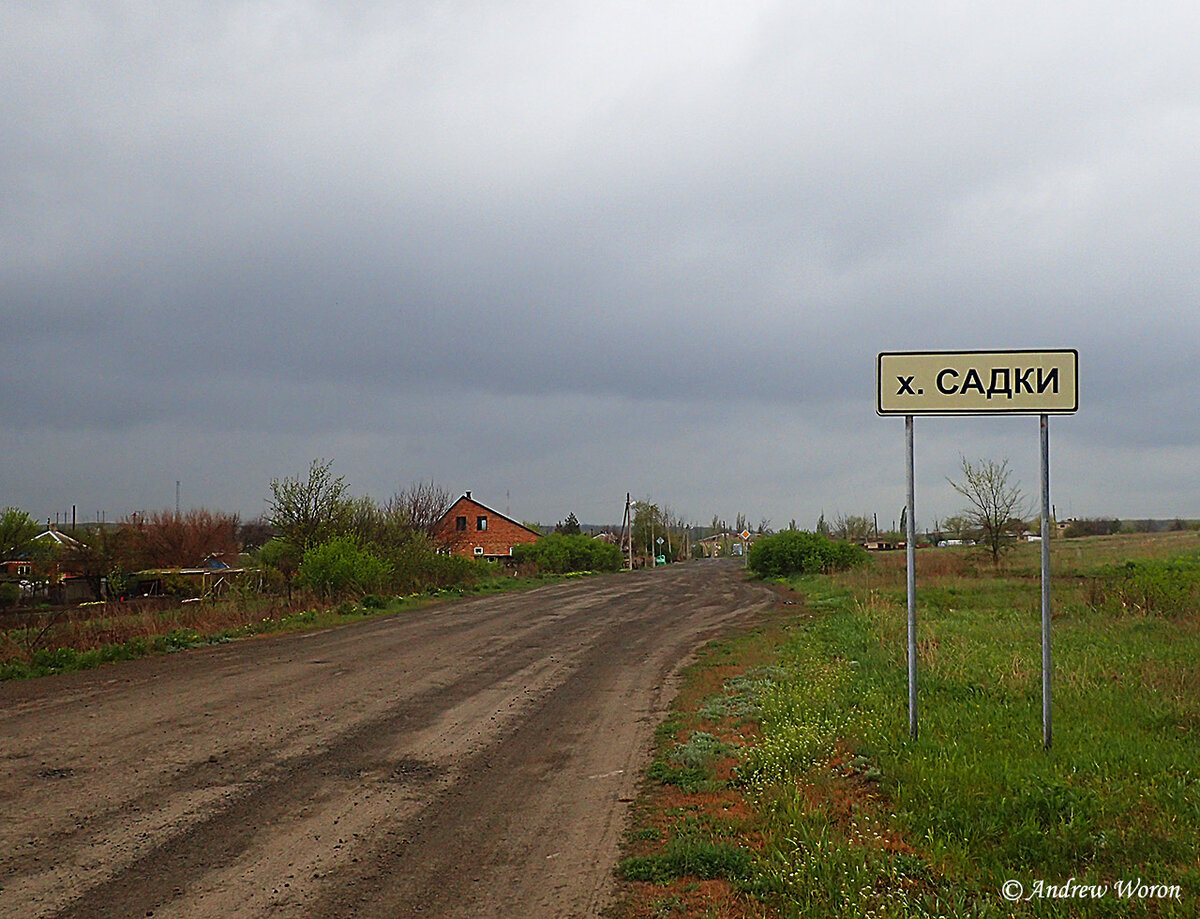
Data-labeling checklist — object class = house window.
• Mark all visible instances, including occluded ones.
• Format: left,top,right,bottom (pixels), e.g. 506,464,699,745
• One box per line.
476,516,488,531
456,516,467,531
474,546,484,556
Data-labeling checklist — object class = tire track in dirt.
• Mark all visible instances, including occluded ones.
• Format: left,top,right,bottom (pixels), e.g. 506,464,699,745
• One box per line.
0,561,773,919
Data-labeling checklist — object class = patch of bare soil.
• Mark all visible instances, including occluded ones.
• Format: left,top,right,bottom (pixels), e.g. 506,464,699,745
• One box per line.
0,561,774,919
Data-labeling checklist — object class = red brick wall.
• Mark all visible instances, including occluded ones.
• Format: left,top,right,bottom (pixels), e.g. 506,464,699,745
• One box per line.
431,496,541,559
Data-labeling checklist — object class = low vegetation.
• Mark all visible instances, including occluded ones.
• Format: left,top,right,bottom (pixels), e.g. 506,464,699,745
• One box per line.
612,531,1199,918
0,572,561,681
511,532,623,573
0,462,623,680
746,530,868,579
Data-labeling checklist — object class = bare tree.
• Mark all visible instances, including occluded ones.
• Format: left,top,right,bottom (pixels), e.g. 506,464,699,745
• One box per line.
948,457,1026,566
389,480,452,538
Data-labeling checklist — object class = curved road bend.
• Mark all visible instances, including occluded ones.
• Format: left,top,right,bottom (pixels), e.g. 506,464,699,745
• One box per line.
0,559,774,919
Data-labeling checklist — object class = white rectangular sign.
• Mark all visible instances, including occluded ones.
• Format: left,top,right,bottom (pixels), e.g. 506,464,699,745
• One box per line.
877,349,1078,415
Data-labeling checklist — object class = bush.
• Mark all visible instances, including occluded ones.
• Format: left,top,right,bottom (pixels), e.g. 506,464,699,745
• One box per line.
298,537,392,600
747,530,868,579
383,532,489,593
1085,553,1200,618
511,534,623,574
0,581,19,608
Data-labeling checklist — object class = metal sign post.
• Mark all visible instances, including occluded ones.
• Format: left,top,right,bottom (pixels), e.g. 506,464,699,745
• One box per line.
1040,414,1052,749
877,350,1077,748
906,416,918,740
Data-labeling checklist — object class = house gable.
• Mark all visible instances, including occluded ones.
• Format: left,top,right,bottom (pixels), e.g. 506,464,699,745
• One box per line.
431,493,541,560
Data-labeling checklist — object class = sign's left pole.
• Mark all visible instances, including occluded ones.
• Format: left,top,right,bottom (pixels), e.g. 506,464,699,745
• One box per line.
906,415,918,740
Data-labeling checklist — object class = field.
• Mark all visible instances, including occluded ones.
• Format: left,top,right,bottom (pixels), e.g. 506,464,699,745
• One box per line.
611,532,1200,918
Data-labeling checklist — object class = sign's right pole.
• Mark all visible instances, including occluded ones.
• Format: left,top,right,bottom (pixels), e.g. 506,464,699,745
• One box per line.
906,414,918,740
1040,414,1052,750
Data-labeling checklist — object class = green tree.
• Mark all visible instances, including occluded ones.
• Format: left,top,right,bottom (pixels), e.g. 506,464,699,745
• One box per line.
832,514,873,541
815,513,831,537
258,537,302,600
554,512,581,535
0,507,39,560
948,456,1027,567
268,459,352,549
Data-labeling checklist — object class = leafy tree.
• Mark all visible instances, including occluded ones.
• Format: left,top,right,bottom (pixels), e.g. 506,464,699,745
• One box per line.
0,507,39,560
948,456,1027,567
268,459,352,549
632,501,664,560
815,513,831,537
832,514,873,541
631,501,688,563
554,512,581,535
259,537,302,600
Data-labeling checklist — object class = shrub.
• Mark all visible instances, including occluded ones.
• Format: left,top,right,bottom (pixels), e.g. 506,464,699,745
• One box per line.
298,537,392,600
511,534,623,574
747,530,868,579
385,532,488,593
1084,553,1200,618
0,582,19,608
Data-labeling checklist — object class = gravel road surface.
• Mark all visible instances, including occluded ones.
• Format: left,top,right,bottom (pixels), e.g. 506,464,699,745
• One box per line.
0,560,773,918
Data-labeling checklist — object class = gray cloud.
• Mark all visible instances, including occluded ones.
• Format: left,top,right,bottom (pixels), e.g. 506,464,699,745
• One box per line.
4,1,1200,527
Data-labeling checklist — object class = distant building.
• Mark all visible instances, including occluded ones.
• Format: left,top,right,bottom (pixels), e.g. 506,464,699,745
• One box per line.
431,492,542,562
694,532,761,558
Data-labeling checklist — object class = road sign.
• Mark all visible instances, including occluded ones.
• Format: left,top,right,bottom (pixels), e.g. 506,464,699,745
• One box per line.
879,347,1076,749
656,537,664,545
877,349,1078,415
739,530,751,540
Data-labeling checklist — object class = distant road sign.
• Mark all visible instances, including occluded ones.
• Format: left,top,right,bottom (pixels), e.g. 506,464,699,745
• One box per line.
739,530,751,540
877,350,1078,415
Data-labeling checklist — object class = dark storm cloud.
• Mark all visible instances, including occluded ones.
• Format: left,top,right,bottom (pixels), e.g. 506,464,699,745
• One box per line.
3,1,1200,523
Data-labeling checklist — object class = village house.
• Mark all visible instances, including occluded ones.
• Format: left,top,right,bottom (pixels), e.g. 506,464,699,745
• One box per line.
431,492,542,562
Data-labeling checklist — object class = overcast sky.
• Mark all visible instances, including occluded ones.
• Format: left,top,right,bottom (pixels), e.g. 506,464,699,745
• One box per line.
4,1,1200,530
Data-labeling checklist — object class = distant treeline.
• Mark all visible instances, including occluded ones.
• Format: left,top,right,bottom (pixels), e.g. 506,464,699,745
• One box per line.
1063,517,1199,538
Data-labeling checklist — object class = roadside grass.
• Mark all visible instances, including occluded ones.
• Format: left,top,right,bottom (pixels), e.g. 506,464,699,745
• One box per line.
0,572,587,681
611,533,1199,918
609,625,788,919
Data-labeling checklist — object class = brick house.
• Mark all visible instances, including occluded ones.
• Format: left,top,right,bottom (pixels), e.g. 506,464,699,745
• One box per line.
431,492,542,561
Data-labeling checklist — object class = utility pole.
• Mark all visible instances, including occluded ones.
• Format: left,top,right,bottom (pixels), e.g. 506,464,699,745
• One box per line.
621,493,633,570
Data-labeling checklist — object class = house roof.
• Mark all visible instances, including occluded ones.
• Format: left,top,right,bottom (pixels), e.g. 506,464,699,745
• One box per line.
435,493,543,540
33,529,84,549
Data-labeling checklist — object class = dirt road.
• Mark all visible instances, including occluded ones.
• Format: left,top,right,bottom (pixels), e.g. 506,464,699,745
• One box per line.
0,560,773,918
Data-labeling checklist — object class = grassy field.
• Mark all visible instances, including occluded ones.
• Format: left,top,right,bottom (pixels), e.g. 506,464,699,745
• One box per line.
611,532,1199,918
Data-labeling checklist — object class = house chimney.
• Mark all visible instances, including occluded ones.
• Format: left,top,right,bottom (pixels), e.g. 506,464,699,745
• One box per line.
466,491,472,500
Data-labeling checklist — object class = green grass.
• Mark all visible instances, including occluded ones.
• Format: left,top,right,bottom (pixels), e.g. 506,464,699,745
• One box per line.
738,534,1200,917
